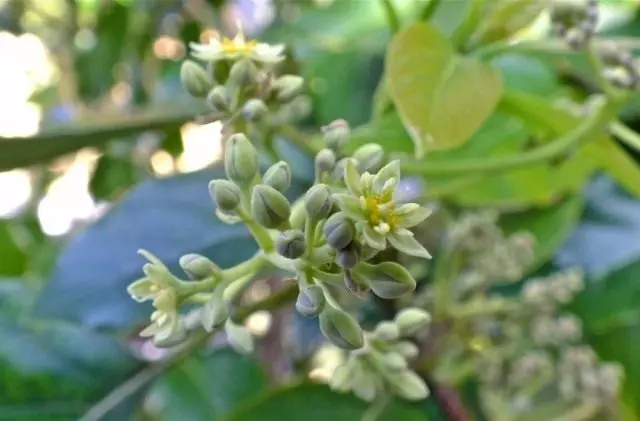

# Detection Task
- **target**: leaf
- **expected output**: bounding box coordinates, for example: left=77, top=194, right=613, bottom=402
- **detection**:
left=0, top=103, right=204, bottom=171
left=90, top=154, right=138, bottom=201
left=386, top=22, right=502, bottom=156
left=471, top=0, right=545, bottom=45
left=500, top=195, right=585, bottom=272
left=0, top=220, right=27, bottom=276
left=33, top=168, right=308, bottom=330
left=150, top=348, right=267, bottom=421
left=224, top=383, right=432, bottom=421
left=0, top=280, right=141, bottom=420
left=501, top=90, right=640, bottom=197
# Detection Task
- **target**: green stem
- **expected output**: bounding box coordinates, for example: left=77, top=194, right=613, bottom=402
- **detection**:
left=276, top=125, right=319, bottom=155
left=222, top=253, right=266, bottom=282
left=379, top=0, right=401, bottom=33
left=450, top=0, right=486, bottom=49
left=237, top=208, right=275, bottom=252
left=402, top=95, right=621, bottom=177
left=420, top=0, right=442, bottom=20
left=550, top=404, right=600, bottom=421
left=433, top=247, right=461, bottom=319
left=586, top=44, right=615, bottom=98
left=611, top=120, right=640, bottom=152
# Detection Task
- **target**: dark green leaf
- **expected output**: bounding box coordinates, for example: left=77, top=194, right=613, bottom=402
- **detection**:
left=151, top=348, right=267, bottom=421
left=33, top=168, right=307, bottom=329
left=0, top=220, right=27, bottom=276
left=224, top=383, right=432, bottom=421
left=90, top=154, right=138, bottom=201
left=386, top=22, right=502, bottom=156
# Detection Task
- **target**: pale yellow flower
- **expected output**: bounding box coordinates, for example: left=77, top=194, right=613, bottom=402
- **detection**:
left=189, top=27, right=284, bottom=64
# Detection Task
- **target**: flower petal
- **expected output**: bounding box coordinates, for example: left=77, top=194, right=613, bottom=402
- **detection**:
left=362, top=224, right=387, bottom=250
left=372, top=160, right=400, bottom=193
left=388, top=229, right=431, bottom=259
left=333, top=193, right=364, bottom=220
left=127, top=277, right=156, bottom=302
left=343, top=159, right=362, bottom=196
left=396, top=203, right=433, bottom=228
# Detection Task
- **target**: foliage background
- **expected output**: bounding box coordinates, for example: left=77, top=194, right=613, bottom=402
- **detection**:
left=2, top=0, right=640, bottom=419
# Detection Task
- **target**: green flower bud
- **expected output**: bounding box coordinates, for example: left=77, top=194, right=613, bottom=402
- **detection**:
left=374, top=321, right=400, bottom=342
left=179, top=253, right=221, bottom=280
left=251, top=184, right=292, bottom=229
left=323, top=212, right=355, bottom=250
left=274, top=75, right=304, bottom=102
left=395, top=308, right=431, bottom=337
left=353, top=143, right=384, bottom=173
left=209, top=179, right=241, bottom=212
left=263, top=161, right=291, bottom=193
left=322, top=119, right=350, bottom=152
left=153, top=322, right=188, bottom=348
left=207, top=86, right=231, bottom=112
left=295, top=285, right=325, bottom=317
left=242, top=98, right=268, bottom=122
left=201, top=295, right=228, bottom=332
left=393, top=341, right=420, bottom=359
left=315, top=148, right=336, bottom=174
left=336, top=242, right=360, bottom=269
left=332, top=158, right=350, bottom=181
left=304, top=183, right=333, bottom=221
left=224, top=319, right=254, bottom=354
left=351, top=365, right=379, bottom=402
left=355, top=262, right=417, bottom=299
left=180, top=60, right=212, bottom=98
left=382, top=352, right=408, bottom=371
left=224, top=133, right=259, bottom=185
left=329, top=364, right=352, bottom=392
left=344, top=271, right=369, bottom=297
left=276, top=229, right=306, bottom=259
left=387, top=370, right=429, bottom=401
left=228, top=59, right=259, bottom=87
left=319, top=306, right=364, bottom=350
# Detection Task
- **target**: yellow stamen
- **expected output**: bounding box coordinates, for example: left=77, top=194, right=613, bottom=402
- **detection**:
left=363, top=193, right=399, bottom=230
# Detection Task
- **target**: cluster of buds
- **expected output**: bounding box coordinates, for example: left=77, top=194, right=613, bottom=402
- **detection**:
left=521, top=268, right=584, bottom=312
left=329, top=309, right=431, bottom=401
left=180, top=26, right=308, bottom=131
left=598, top=43, right=640, bottom=90
left=549, top=0, right=598, bottom=50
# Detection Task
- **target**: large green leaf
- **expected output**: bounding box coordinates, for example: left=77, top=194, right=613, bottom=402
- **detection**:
left=33, top=167, right=308, bottom=330
left=0, top=220, right=27, bottom=276
left=500, top=195, right=585, bottom=272
left=386, top=22, right=502, bottom=156
left=150, top=348, right=267, bottom=421
left=0, top=280, right=141, bottom=420
left=224, top=383, right=436, bottom=421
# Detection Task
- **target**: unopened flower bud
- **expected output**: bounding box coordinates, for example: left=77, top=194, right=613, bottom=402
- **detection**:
left=242, top=98, right=268, bottom=122
left=319, top=306, right=364, bottom=350
left=228, top=59, right=259, bottom=87
left=251, top=184, right=292, bottom=229
left=355, top=262, right=417, bottom=300
left=224, top=319, right=254, bottom=354
left=332, top=158, right=350, bottom=181
left=274, top=75, right=304, bottom=102
left=337, top=242, right=360, bottom=269
left=179, top=253, right=222, bottom=280
left=263, top=161, right=291, bottom=193
left=209, top=179, right=241, bottom=211
left=329, top=364, right=352, bottom=392
left=353, top=143, right=384, bottom=173
left=393, top=341, right=420, bottom=359
left=295, top=285, right=325, bottom=317
left=180, top=60, right=212, bottom=98
left=374, top=321, right=400, bottom=342
left=276, top=229, right=306, bottom=259
left=395, top=308, right=431, bottom=337
left=153, top=322, right=188, bottom=348
left=224, top=133, right=259, bottom=185
left=322, top=119, right=350, bottom=152
left=387, top=370, right=429, bottom=401
left=315, top=148, right=336, bottom=174
left=323, top=212, right=355, bottom=250
left=201, top=295, right=228, bottom=332
left=304, top=183, right=333, bottom=221
left=207, top=86, right=230, bottom=112
left=382, top=352, right=408, bottom=371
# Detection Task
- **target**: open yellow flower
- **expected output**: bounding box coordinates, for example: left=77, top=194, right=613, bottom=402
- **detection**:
left=189, top=27, right=285, bottom=64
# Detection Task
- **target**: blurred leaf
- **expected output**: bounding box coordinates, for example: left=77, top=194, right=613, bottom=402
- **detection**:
left=90, top=154, right=138, bottom=201
left=224, top=383, right=434, bottom=421
left=557, top=177, right=640, bottom=278
left=74, top=2, right=130, bottom=100
left=472, top=0, right=545, bottom=45
left=0, top=281, right=141, bottom=420
left=386, top=22, right=502, bottom=156
left=0, top=220, right=27, bottom=276
left=500, top=195, right=585, bottom=272
left=0, top=103, right=203, bottom=171
left=161, top=128, right=184, bottom=157
left=151, top=348, right=267, bottom=421
left=491, top=54, right=559, bottom=96
left=33, top=168, right=308, bottom=330
left=501, top=90, right=640, bottom=197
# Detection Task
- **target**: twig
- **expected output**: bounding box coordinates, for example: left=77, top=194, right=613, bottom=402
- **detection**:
left=379, top=0, right=401, bottom=34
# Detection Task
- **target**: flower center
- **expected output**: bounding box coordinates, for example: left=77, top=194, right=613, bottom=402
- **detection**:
left=221, top=36, right=258, bottom=54
left=364, top=193, right=399, bottom=230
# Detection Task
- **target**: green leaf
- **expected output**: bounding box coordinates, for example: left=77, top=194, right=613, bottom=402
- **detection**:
left=386, top=22, right=502, bottom=156
left=33, top=168, right=308, bottom=330
left=0, top=220, right=27, bottom=276
left=471, top=0, right=545, bottom=45
left=0, top=103, right=203, bottom=171
left=500, top=195, right=585, bottom=272
left=224, top=383, right=433, bottom=421
left=90, top=154, right=138, bottom=201
left=151, top=348, right=267, bottom=421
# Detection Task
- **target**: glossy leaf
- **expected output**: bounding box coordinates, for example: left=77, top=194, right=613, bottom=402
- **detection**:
left=386, top=22, right=502, bottom=156
left=151, top=348, right=267, bottom=421
left=224, top=383, right=434, bottom=421
left=33, top=168, right=307, bottom=330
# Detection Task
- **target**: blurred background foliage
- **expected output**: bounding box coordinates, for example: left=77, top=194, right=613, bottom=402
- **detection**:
left=2, top=0, right=640, bottom=420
